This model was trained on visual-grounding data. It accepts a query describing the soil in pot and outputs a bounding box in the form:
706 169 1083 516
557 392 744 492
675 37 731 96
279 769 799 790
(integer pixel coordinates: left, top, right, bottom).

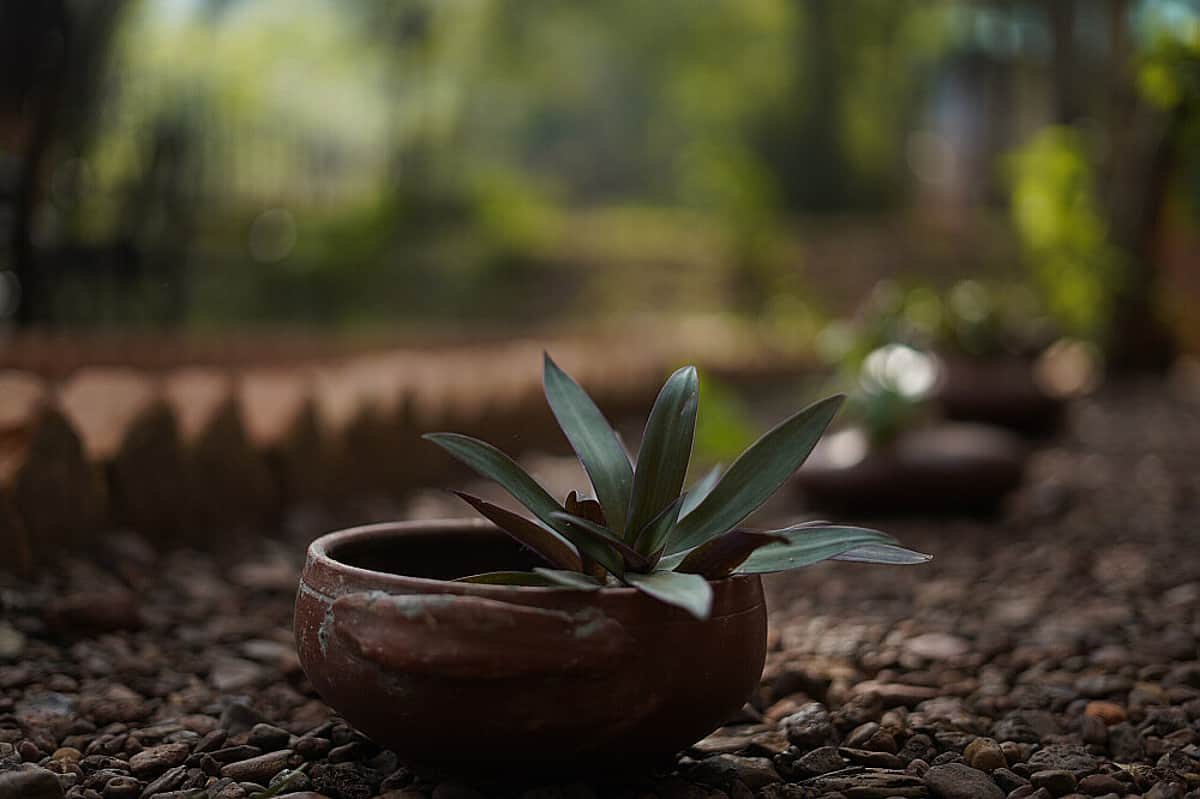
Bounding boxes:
294 520 768 771
794 422 1028 515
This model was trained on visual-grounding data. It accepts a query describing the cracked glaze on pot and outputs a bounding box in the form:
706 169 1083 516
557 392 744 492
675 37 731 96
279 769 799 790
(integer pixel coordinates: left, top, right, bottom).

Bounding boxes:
295 519 767 762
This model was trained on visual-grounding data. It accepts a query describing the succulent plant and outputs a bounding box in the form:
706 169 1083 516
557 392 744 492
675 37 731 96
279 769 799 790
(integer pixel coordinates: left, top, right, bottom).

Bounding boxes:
423 354 930 619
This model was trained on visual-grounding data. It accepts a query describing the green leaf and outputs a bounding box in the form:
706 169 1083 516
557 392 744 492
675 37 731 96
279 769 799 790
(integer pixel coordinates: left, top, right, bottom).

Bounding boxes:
626 570 713 620
832 543 932 565
673 529 788 579
733 525 901 575
551 515 628 578
424 433 623 574
550 511 650 573
633 494 685 558
544 354 634 535
666 395 843 555
424 432 564 524
679 464 722 520
454 571 558 586
452 492 582 572
533 568 606 590
626 366 699 542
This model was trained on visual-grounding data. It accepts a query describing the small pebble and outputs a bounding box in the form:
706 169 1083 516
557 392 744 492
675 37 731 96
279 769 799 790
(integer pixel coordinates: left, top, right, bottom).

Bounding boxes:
966 737 1007 771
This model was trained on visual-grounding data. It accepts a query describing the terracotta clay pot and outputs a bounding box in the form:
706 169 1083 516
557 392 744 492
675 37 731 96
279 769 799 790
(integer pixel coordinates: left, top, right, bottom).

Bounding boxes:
294 519 767 766
794 423 1027 515
936 355 1064 436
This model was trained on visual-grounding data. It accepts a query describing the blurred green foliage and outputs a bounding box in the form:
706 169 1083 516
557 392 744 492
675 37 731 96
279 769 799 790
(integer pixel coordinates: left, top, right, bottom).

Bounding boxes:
1136 0 1200 110
9 0 1198 346
691 373 760 468
40 0 969 328
818 279 1048 365
1008 128 1126 341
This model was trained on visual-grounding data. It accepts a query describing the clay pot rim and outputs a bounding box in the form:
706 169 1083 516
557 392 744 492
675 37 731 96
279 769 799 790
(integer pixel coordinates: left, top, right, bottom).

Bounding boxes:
308 517 739 598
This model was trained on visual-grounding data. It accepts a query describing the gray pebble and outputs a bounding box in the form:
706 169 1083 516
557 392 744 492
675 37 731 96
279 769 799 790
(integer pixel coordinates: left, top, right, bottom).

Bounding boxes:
924 763 1004 799
0 767 65 799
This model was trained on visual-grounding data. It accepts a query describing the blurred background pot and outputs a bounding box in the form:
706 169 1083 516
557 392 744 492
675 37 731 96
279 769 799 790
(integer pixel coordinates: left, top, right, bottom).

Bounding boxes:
935 355 1065 436
294 519 768 766
795 422 1028 515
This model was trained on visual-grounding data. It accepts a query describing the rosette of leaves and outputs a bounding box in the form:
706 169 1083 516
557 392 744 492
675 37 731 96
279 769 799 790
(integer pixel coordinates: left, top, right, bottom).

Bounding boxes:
424 355 929 619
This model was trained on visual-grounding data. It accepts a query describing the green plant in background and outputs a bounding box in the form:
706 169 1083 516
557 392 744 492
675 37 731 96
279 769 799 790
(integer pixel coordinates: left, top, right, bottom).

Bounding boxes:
424 355 929 619
1008 127 1126 342
815 284 948 446
818 279 1051 365
841 343 941 448
938 280 1051 358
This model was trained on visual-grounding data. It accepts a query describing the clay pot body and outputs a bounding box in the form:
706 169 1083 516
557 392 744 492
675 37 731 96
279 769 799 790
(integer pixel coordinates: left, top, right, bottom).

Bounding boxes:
936 355 1064 436
295 520 767 765
795 423 1027 515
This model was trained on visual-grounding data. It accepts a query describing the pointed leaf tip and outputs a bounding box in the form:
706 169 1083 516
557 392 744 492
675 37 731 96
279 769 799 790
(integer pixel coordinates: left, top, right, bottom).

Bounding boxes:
833 543 932 565
733 525 904 575
626 364 700 543
451 491 583 572
666 394 844 555
543 353 633 536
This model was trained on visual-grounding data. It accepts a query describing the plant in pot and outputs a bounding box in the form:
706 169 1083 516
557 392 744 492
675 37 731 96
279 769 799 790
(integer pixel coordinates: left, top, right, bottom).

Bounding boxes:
818 279 1080 436
294 355 929 767
930 279 1078 436
796 339 1029 515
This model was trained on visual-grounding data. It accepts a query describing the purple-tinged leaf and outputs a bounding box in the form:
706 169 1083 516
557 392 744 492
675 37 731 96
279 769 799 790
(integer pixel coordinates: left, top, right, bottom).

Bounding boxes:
565 490 607 526
673 529 789 579
452 491 582 572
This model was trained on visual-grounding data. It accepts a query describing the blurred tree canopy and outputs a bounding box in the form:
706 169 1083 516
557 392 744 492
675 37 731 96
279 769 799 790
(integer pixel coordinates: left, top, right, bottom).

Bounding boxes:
0 0 1196 364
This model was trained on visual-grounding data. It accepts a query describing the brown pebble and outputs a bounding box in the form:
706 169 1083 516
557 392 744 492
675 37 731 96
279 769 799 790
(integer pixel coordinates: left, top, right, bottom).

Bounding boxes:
0 767 64 799
326 741 360 762
1000 740 1025 765
101 775 139 798
1079 713 1107 746
293 736 331 760
208 745 263 763
219 748 292 783
1030 769 1076 796
51 747 82 763
1083 701 1125 726
247 723 291 751
966 737 1008 771
129 742 190 778
19 739 46 762
194 729 228 754
1076 773 1126 795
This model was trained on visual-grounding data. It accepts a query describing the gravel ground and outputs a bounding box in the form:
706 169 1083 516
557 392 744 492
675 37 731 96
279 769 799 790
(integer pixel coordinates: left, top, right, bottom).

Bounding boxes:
1 380 1199 799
